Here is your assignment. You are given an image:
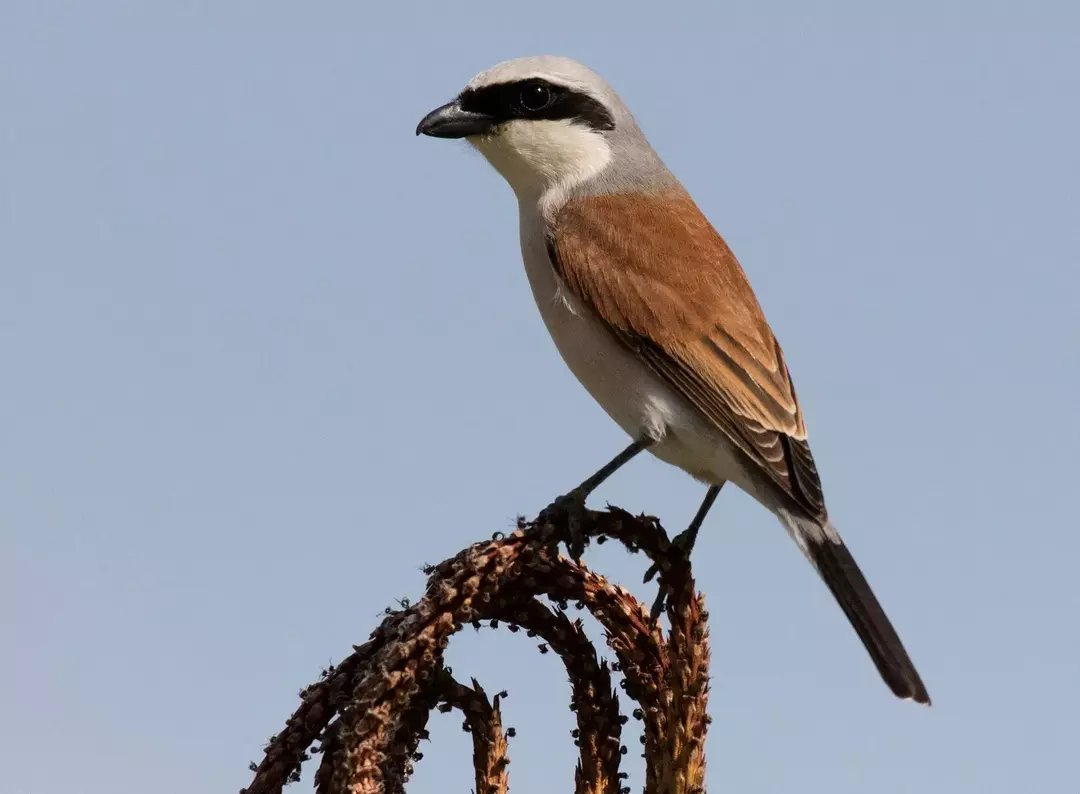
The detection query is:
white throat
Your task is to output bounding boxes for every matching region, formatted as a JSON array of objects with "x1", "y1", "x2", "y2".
[{"x1": 470, "y1": 119, "x2": 612, "y2": 212}]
